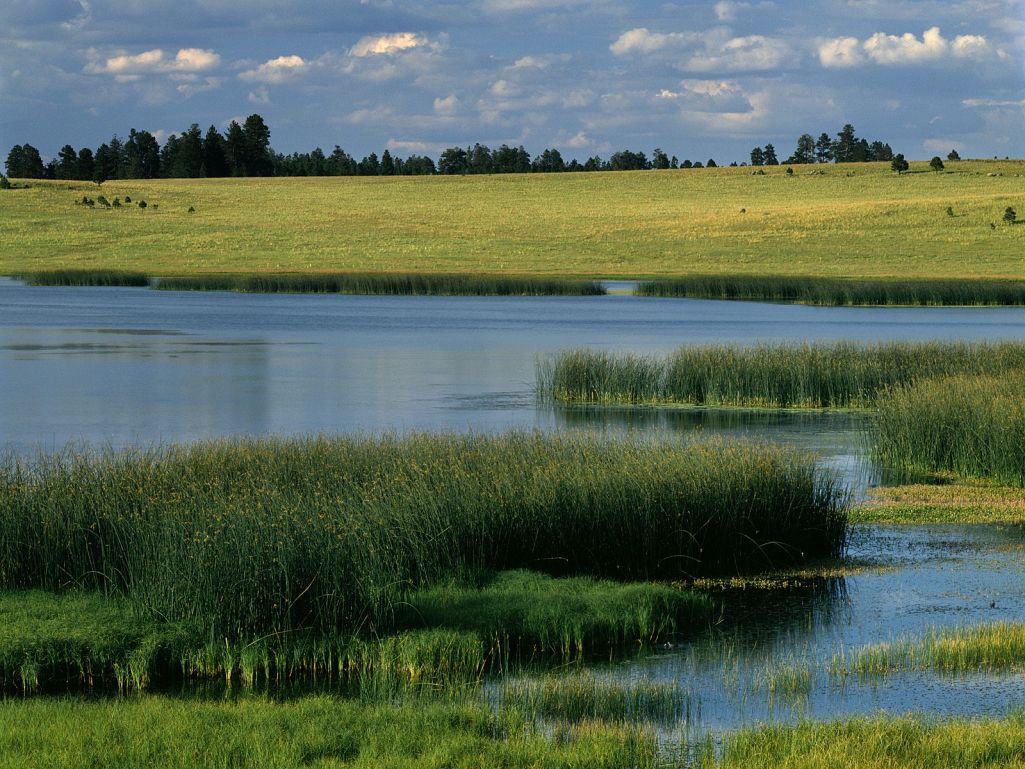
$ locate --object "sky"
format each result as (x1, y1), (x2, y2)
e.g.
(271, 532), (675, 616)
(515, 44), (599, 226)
(2, 0), (1023, 164)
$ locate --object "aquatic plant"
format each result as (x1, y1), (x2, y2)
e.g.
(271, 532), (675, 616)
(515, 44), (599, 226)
(636, 275), (1025, 306)
(17, 270), (150, 287)
(154, 272), (605, 296)
(539, 341), (1025, 409)
(0, 433), (846, 640)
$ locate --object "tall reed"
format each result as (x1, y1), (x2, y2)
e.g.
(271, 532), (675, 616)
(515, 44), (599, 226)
(18, 270), (150, 287)
(154, 273), (605, 296)
(636, 275), (1025, 306)
(872, 373), (1025, 485)
(539, 341), (1025, 409)
(0, 433), (846, 639)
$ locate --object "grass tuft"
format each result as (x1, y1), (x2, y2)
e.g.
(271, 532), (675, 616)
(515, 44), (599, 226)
(17, 269), (150, 287)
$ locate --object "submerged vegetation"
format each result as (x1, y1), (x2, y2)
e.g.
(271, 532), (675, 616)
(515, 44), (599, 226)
(832, 622), (1025, 676)
(873, 373), (1025, 485)
(17, 269), (150, 287)
(854, 481), (1025, 524)
(0, 434), (845, 643)
(539, 341), (1025, 409)
(154, 272), (606, 296)
(636, 275), (1025, 306)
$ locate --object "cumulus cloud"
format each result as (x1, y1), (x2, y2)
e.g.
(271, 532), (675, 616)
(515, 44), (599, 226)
(683, 35), (791, 71)
(820, 27), (1002, 67)
(610, 28), (695, 55)
(563, 130), (591, 148)
(239, 55), (307, 83)
(248, 86), (270, 104)
(433, 93), (459, 114)
(350, 32), (425, 57)
(86, 48), (221, 75)
(713, 1), (774, 22)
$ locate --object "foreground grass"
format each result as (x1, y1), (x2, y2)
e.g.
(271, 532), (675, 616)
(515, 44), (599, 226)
(0, 695), (661, 769)
(831, 623), (1025, 676)
(0, 434), (843, 640)
(702, 714), (1025, 769)
(853, 482), (1025, 524)
(636, 275), (1025, 305)
(873, 373), (1025, 486)
(539, 342), (1025, 409)
(3, 161), (1023, 277)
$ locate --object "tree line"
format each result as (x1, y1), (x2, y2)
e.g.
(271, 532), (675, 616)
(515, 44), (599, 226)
(5, 114), (902, 181)
(750, 124), (894, 166)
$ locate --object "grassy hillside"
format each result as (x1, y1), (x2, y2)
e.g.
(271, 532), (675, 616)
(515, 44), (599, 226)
(2, 160), (1022, 277)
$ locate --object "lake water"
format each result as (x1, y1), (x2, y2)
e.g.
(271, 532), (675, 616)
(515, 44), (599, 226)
(4, 278), (1025, 464)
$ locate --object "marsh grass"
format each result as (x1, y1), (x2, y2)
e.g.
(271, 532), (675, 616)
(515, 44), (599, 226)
(17, 269), (151, 287)
(398, 570), (711, 659)
(854, 482), (1025, 524)
(831, 623), (1025, 677)
(701, 714), (1025, 769)
(155, 272), (605, 295)
(499, 671), (691, 725)
(539, 342), (1025, 409)
(0, 433), (845, 641)
(0, 694), (663, 769)
(872, 373), (1025, 485)
(636, 275), (1025, 306)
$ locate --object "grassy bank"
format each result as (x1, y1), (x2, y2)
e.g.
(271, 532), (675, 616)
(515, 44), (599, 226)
(636, 275), (1025, 305)
(3, 161), (1023, 277)
(853, 482), (1025, 524)
(872, 373), (1025, 485)
(539, 341), (1025, 409)
(155, 273), (605, 295)
(831, 622), (1025, 676)
(0, 434), (845, 641)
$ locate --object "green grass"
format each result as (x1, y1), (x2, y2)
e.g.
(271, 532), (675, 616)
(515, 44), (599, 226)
(831, 623), (1025, 676)
(498, 671), (690, 724)
(0, 694), (662, 769)
(3, 161), (1023, 277)
(16, 269), (150, 287)
(398, 570), (711, 658)
(872, 373), (1025, 485)
(154, 273), (605, 295)
(853, 482), (1025, 524)
(539, 342), (1025, 409)
(700, 714), (1025, 768)
(636, 275), (1025, 305)
(0, 433), (845, 640)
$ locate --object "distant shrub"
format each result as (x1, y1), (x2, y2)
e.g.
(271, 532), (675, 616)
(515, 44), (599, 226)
(151, 203), (158, 210)
(785, 167), (794, 176)
(1004, 207), (1017, 225)
(138, 200), (147, 209)
(946, 206), (954, 217)
(188, 206), (196, 213)
(97, 195), (110, 208)
(124, 196), (131, 203)
(112, 198), (121, 208)
(929, 156), (945, 172)
(0, 175), (10, 190)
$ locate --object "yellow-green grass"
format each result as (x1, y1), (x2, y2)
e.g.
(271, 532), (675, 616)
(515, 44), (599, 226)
(0, 695), (662, 769)
(2, 160), (1023, 277)
(700, 715), (1025, 769)
(853, 482), (1025, 524)
(831, 623), (1025, 676)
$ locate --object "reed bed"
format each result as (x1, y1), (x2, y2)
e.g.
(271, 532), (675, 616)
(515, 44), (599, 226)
(539, 341), (1025, 409)
(701, 714), (1025, 769)
(0, 434), (846, 641)
(0, 694), (663, 769)
(636, 275), (1025, 306)
(499, 671), (690, 725)
(872, 373), (1025, 485)
(399, 570), (711, 657)
(17, 269), (150, 287)
(831, 622), (1025, 677)
(154, 272), (605, 296)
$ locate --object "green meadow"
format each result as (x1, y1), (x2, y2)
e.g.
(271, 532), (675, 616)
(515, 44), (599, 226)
(2, 160), (1023, 278)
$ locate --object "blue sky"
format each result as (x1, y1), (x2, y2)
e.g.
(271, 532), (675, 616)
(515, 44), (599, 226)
(2, 0), (1023, 164)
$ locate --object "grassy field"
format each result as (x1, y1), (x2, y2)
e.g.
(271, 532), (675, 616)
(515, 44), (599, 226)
(2, 160), (1023, 277)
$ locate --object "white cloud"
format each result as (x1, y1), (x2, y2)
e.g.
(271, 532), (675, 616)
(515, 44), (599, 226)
(248, 86), (270, 104)
(239, 55), (306, 83)
(684, 35), (791, 71)
(962, 97), (1025, 108)
(820, 27), (1002, 68)
(176, 76), (223, 97)
(433, 94), (459, 114)
(610, 28), (695, 56)
(713, 1), (774, 22)
(483, 0), (587, 11)
(679, 79), (740, 97)
(386, 139), (432, 152)
(818, 37), (864, 68)
(563, 130), (592, 148)
(512, 55), (549, 69)
(350, 32), (425, 57)
(923, 138), (965, 154)
(86, 48), (221, 75)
